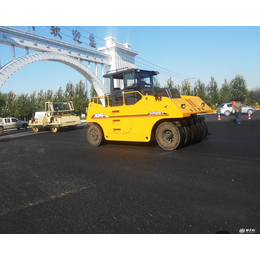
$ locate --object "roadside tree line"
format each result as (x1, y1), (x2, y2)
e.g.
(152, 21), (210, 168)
(164, 74), (260, 109)
(0, 80), (90, 120)
(1, 74), (259, 120)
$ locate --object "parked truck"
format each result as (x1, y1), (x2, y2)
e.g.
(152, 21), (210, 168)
(29, 101), (81, 133)
(0, 117), (28, 132)
(87, 68), (212, 151)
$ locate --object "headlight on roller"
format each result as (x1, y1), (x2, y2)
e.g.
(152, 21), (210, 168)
(181, 104), (186, 109)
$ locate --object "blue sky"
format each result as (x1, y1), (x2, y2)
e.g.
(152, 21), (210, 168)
(1, 5), (260, 96)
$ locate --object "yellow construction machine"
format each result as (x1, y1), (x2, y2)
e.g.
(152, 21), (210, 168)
(87, 68), (212, 151)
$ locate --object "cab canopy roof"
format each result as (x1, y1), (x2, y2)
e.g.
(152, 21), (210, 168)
(103, 68), (159, 79)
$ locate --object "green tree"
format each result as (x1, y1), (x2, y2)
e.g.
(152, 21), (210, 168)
(64, 81), (75, 100)
(245, 88), (260, 106)
(5, 91), (16, 116)
(0, 91), (7, 117)
(54, 87), (64, 101)
(36, 89), (45, 111)
(206, 76), (219, 107)
(165, 77), (174, 88)
(44, 89), (53, 102)
(181, 79), (192, 95)
(219, 79), (230, 103)
(230, 74), (248, 102)
(90, 84), (98, 97)
(27, 91), (37, 119)
(0, 91), (5, 107)
(73, 80), (89, 115)
(175, 84), (181, 93)
(15, 93), (31, 120)
(194, 79), (206, 101)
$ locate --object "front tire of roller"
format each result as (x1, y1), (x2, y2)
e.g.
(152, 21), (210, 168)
(155, 122), (181, 151)
(87, 124), (104, 147)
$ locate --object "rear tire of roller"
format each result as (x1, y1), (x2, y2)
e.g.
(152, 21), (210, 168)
(189, 124), (198, 144)
(200, 120), (208, 140)
(195, 122), (203, 142)
(182, 125), (192, 146)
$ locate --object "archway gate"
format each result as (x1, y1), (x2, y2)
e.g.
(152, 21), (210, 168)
(0, 26), (138, 95)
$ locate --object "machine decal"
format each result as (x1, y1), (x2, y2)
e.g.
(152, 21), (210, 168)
(91, 113), (169, 119)
(92, 113), (109, 118)
(91, 112), (169, 119)
(149, 111), (165, 116)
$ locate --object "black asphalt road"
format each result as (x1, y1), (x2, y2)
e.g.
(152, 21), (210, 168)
(0, 111), (259, 234)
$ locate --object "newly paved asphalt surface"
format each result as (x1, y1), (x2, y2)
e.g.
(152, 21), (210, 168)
(0, 111), (259, 234)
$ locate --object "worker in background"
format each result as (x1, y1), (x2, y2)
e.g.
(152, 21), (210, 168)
(234, 101), (242, 124)
(231, 100), (236, 114)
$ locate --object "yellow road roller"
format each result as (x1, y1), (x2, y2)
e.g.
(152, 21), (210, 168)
(87, 68), (212, 151)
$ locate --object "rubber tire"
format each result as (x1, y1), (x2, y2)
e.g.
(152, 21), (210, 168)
(195, 122), (203, 142)
(155, 122), (181, 151)
(200, 120), (208, 140)
(182, 125), (192, 146)
(247, 109), (253, 114)
(87, 124), (104, 146)
(224, 110), (231, 116)
(51, 127), (59, 133)
(177, 126), (186, 148)
(22, 124), (27, 129)
(189, 124), (198, 144)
